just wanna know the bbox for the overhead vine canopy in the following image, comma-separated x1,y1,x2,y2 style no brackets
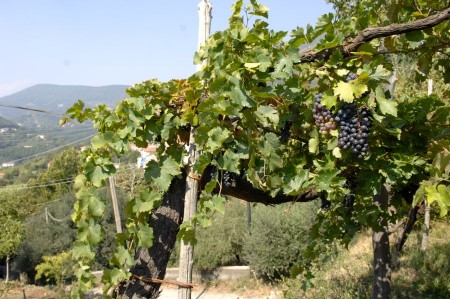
64,0,450,298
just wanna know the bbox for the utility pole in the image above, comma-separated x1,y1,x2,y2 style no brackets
109,176,122,233
178,1,212,299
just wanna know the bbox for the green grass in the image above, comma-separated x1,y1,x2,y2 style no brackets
282,220,450,299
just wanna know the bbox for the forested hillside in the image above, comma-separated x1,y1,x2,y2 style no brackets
0,84,128,129
0,84,129,163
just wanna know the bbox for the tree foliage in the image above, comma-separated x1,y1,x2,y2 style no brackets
63,0,450,297
244,201,319,280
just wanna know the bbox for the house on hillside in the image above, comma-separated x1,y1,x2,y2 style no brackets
130,144,158,168
0,127,17,133
1,162,14,168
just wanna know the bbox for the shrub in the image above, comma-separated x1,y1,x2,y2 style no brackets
35,251,74,285
243,200,319,281
194,198,249,271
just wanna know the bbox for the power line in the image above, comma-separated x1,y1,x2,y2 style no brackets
0,129,97,143
0,165,138,191
0,127,96,139
1,133,97,164
0,103,63,115
0,179,74,191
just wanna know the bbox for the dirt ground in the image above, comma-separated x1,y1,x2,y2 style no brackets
158,282,279,299
1,280,281,299
1,284,59,299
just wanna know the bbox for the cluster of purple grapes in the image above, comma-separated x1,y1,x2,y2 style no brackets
342,176,356,208
335,103,371,158
346,72,358,82
312,93,337,133
222,170,237,188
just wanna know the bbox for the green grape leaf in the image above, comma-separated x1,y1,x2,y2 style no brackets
284,170,309,195
413,183,426,206
206,127,231,153
133,190,162,213
217,149,241,173
376,86,397,116
405,31,424,48
255,105,279,126
111,246,134,268
102,268,129,287
87,224,102,245
72,241,95,260
86,165,109,188
137,223,154,248
316,169,341,192
249,0,269,18
426,184,450,217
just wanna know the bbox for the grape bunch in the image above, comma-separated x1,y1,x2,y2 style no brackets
335,103,372,158
320,195,331,212
342,175,356,210
279,121,292,144
312,93,337,133
346,72,358,82
222,171,237,188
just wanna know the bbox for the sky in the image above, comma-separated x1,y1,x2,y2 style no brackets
0,1,332,98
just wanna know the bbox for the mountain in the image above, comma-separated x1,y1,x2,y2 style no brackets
0,84,129,129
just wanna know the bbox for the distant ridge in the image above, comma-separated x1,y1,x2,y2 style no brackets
0,84,129,129
0,115,18,128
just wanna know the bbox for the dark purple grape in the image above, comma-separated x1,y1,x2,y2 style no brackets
335,102,372,158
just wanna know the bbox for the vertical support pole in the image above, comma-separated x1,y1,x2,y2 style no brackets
5,255,10,282
421,79,433,252
178,2,212,299
45,207,49,224
109,176,122,234
246,202,252,233
427,79,433,96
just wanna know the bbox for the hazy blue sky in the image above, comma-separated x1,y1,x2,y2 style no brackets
0,1,332,97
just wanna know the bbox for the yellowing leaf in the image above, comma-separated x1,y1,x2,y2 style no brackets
333,81,354,102
333,79,368,103
332,147,342,158
309,137,319,154
244,62,261,69
322,94,337,109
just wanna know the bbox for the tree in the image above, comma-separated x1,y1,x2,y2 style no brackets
0,196,25,282
64,1,450,298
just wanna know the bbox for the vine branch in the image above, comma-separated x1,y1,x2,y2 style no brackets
298,7,450,63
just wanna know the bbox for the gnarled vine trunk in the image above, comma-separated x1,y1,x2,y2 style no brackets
115,168,319,299
372,184,391,299
117,175,186,299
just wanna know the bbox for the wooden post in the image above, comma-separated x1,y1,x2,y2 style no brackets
5,255,10,282
109,176,122,234
421,79,433,251
178,2,212,299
